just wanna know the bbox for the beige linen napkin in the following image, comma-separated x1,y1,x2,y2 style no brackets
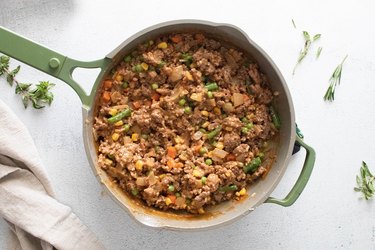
0,99,105,250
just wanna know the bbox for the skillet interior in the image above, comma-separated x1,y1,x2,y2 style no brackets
82,20,296,230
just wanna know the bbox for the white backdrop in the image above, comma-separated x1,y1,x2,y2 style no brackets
1,0,374,249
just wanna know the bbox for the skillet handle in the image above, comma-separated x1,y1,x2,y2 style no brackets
265,136,316,206
0,26,111,107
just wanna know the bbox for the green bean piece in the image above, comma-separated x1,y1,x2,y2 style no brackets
218,184,238,192
207,91,213,99
205,82,219,91
207,125,222,139
124,55,132,63
243,157,262,174
199,128,207,134
131,188,138,196
107,108,132,123
141,134,149,139
269,105,281,129
168,185,175,192
205,158,213,165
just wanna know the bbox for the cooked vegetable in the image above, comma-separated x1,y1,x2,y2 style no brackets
244,157,262,173
232,93,244,107
218,184,238,192
157,42,168,49
107,108,132,123
123,124,130,132
201,176,207,185
133,64,143,73
184,106,192,114
205,158,213,165
167,146,177,158
199,147,208,155
269,105,281,129
354,161,375,200
207,125,222,139
168,184,175,192
205,82,218,91
207,91,213,99
151,83,159,90
211,148,228,159
178,98,186,106
131,188,138,196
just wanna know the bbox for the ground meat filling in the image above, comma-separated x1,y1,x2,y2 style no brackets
94,33,278,214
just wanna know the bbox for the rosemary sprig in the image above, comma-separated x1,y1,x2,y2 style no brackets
293,31,321,74
292,19,296,29
0,54,55,109
323,55,348,102
316,47,323,59
354,161,375,200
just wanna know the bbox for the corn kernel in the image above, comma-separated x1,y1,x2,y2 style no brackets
141,62,149,71
165,197,172,205
114,120,123,126
202,121,210,128
213,107,221,115
132,133,139,142
201,110,209,117
115,74,124,82
239,188,246,196
108,108,118,116
112,133,120,141
216,142,224,150
225,172,231,177
157,42,168,49
175,136,185,144
104,159,113,165
159,174,166,179
193,169,203,178
198,208,205,214
135,160,144,171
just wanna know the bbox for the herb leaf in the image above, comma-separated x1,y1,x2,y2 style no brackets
0,54,55,109
292,19,297,29
293,31,322,75
354,161,375,200
323,55,348,101
316,47,323,59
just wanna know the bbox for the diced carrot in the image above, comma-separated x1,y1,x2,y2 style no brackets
132,101,142,110
171,35,182,43
151,92,160,101
167,146,177,158
103,80,113,90
194,33,205,42
167,195,177,204
243,94,250,102
225,153,236,161
167,159,176,168
175,162,183,168
193,145,201,154
102,91,111,103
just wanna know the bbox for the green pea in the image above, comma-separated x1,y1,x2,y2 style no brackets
133,64,143,73
178,98,186,106
199,147,208,155
124,55,132,63
207,91,213,99
241,117,249,123
121,81,129,88
168,185,175,192
205,158,213,165
151,83,159,90
131,188,138,196
201,176,207,185
184,106,192,114
245,122,254,129
123,124,130,132
241,127,249,134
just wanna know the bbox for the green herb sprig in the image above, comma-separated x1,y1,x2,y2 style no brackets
293,31,321,75
354,161,375,200
0,54,55,109
323,55,348,102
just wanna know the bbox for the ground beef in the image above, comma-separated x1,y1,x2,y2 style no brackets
94,33,278,214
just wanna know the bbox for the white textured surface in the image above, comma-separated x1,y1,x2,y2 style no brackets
1,0,375,249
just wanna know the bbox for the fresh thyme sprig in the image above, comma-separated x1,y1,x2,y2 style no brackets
354,161,375,200
0,54,55,109
293,31,321,74
316,47,323,59
323,55,348,102
292,19,296,29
